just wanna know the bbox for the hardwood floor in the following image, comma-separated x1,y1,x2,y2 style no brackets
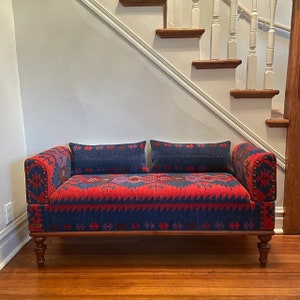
1,235,300,299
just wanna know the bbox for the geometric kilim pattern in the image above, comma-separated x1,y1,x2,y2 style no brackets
232,143,276,202
28,200,275,232
150,140,233,173
27,204,49,232
49,173,251,205
25,146,71,204
25,143,276,234
26,172,274,232
69,141,148,175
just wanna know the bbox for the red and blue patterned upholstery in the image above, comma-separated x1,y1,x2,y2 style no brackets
69,141,148,175
232,143,277,202
150,140,233,173
25,142,276,234
25,146,71,204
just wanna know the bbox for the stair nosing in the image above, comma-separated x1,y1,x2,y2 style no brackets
265,118,289,128
192,59,242,69
156,28,205,39
230,89,280,98
119,0,166,6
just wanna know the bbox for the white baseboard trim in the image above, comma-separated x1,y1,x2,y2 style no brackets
0,211,31,270
275,207,284,234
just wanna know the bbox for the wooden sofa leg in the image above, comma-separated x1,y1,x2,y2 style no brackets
257,235,272,267
33,237,47,267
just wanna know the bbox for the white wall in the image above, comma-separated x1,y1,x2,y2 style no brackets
0,0,29,269
13,0,247,155
239,0,292,28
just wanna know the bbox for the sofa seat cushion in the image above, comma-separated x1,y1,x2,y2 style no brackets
32,173,275,232
49,173,251,205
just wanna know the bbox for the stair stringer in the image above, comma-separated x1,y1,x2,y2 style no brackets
80,0,285,169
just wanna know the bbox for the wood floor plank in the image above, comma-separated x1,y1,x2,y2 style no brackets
1,235,300,299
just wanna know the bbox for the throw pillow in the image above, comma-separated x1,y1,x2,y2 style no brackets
69,141,148,175
150,140,233,173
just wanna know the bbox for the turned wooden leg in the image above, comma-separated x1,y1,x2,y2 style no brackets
257,235,272,267
34,236,47,268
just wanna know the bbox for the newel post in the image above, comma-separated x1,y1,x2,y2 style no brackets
283,0,300,234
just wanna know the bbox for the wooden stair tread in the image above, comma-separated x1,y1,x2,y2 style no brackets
192,59,242,69
230,89,280,98
119,0,166,6
265,118,289,128
156,28,205,39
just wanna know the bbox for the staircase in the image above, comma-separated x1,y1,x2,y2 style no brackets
122,0,289,125
80,0,289,162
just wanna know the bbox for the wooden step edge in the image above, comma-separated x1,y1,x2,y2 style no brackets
265,118,289,128
119,0,166,6
156,28,205,39
192,59,242,69
230,89,280,98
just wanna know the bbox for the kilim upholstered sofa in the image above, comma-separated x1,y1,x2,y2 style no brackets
24,140,277,267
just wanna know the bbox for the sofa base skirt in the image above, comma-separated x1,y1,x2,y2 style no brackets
29,230,274,268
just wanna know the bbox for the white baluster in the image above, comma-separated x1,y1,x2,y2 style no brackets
211,0,220,60
173,0,183,27
167,0,175,28
246,0,258,89
192,0,200,28
227,0,238,59
264,0,277,89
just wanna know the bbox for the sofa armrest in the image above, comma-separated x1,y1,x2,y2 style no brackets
25,146,71,204
232,143,277,202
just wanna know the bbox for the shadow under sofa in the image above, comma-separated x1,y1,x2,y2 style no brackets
24,140,277,267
